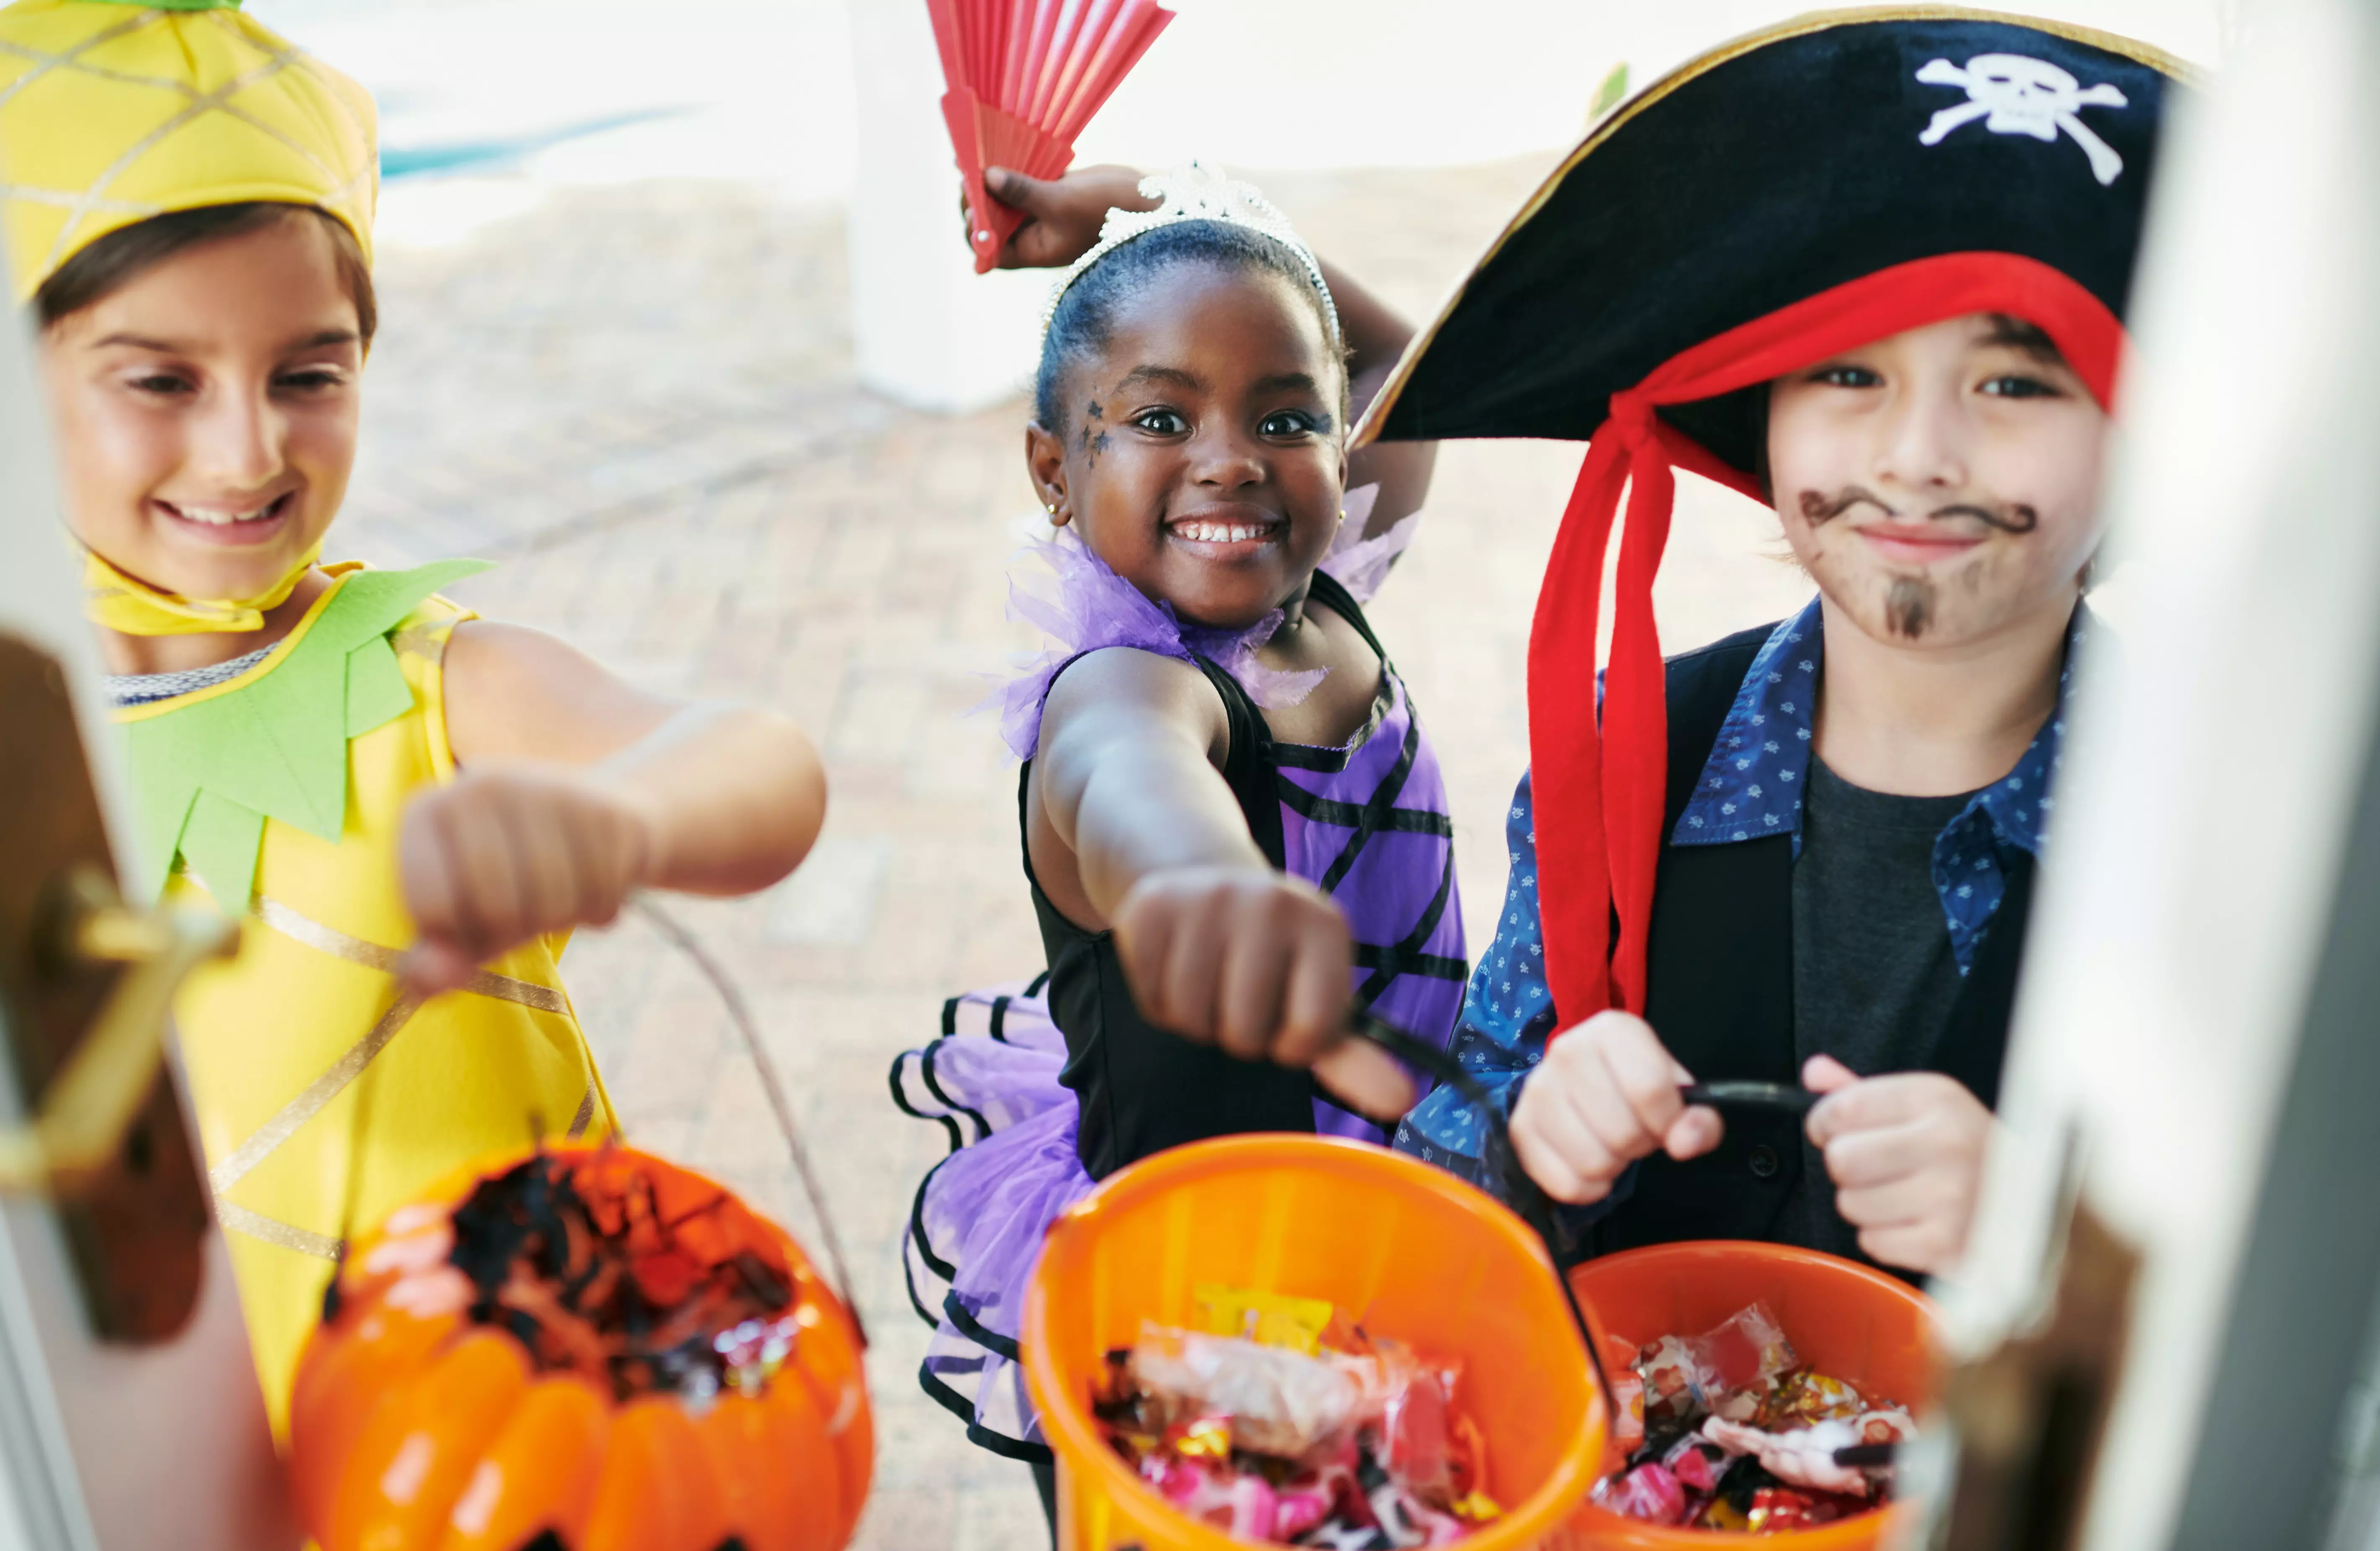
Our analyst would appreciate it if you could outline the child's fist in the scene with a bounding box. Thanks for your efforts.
[970,164,1159,270]
[1509,1012,1722,1205]
[1804,1055,1993,1276]
[1110,864,1354,1066]
[396,767,656,996]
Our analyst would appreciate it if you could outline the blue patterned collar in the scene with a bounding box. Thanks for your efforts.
[1673,596,2081,970]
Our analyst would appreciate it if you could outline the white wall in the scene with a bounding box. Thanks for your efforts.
[259,0,2229,403]
[849,0,2229,409]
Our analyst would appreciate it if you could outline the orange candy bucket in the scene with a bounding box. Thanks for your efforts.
[1022,1133,1607,1551]
[1563,1242,1938,1549]
[288,1145,872,1551]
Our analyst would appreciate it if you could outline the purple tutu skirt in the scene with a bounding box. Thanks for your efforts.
[891,976,1091,1460]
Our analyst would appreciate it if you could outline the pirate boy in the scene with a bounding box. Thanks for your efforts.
[1369,10,2192,1276]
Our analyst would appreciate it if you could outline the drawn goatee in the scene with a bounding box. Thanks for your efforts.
[1886,576,1936,639]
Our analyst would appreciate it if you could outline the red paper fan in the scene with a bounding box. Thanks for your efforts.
[927,0,1176,273]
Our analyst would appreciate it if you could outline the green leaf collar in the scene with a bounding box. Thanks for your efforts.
[117,560,493,907]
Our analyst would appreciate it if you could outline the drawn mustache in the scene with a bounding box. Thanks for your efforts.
[1796,485,2040,534]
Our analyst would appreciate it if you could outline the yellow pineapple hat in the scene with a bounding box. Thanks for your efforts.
[0,0,376,305]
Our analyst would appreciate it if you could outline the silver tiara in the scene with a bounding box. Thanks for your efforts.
[1041,162,1341,346]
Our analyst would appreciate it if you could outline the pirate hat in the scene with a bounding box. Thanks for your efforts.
[1354,8,2192,1029]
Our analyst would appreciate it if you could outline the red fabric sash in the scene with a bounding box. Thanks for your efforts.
[1529,253,2125,1031]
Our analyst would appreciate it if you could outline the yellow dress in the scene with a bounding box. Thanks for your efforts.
[114,561,616,1434]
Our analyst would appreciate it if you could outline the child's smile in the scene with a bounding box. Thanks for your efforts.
[1164,500,1287,560]
[152,486,303,547]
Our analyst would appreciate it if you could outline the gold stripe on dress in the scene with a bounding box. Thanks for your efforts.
[215,1200,342,1261]
[208,992,420,1195]
[567,1084,598,1140]
[253,896,569,1014]
[208,897,581,1211]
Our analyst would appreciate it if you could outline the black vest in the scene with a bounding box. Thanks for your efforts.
[1579,624,2034,1258]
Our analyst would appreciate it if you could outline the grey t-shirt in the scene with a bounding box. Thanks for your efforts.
[1779,756,1978,1262]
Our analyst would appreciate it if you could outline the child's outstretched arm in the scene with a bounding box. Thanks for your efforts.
[980,165,1436,545]
[1035,648,1413,1119]
[398,621,827,994]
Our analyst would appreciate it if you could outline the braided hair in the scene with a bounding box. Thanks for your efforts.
[1033,219,1346,433]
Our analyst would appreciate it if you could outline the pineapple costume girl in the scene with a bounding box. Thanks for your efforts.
[0,0,616,1430]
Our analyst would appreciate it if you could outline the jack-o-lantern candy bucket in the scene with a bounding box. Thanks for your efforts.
[288,1144,872,1551]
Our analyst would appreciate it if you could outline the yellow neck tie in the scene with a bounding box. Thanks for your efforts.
[82,544,322,637]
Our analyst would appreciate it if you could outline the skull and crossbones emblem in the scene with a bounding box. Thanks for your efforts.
[1915,53,2130,186]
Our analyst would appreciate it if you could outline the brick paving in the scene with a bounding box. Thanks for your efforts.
[338,160,1813,1548]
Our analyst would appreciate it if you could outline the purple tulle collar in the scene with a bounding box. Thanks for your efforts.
[993,484,1419,761]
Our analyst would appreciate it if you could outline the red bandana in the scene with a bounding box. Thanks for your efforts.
[1529,251,2125,1032]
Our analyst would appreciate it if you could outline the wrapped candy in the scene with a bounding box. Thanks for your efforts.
[1661,1434,1726,1494]
[1593,1462,1689,1525]
[1698,1497,1755,1532]
[1638,1334,1698,1421]
[1854,1405,1918,1447]
[1686,1301,1797,1414]
[1747,1487,1848,1531]
[1094,1299,1502,1546]
[1601,1339,1648,1459]
[1591,1302,1915,1535]
[1761,1367,1863,1428]
[1702,1417,1868,1496]
[1117,1328,1364,1456]
[1199,1283,1337,1355]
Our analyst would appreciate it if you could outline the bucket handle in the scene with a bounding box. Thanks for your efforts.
[634,896,868,1346]
[1347,1015,1617,1423]
[320,896,868,1347]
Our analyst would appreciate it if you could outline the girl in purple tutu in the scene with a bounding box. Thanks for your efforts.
[889,162,1462,1514]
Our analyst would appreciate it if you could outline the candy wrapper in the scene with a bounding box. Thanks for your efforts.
[1594,1302,1913,1535]
[1685,1301,1797,1417]
[1639,1334,1698,1421]
[1748,1487,1850,1532]
[1199,1283,1336,1355]
[1854,1406,1918,1447]
[1703,1417,1868,1496]
[1593,1462,1689,1525]
[1108,1328,1364,1457]
[1095,1288,1503,1547]
[1761,1367,1862,1428]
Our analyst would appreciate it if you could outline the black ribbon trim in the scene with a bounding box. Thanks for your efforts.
[887,1049,968,1154]
[905,1153,960,1288]
[944,1287,1025,1363]
[1275,779,1454,839]
[916,1362,1059,1464]
[1352,846,1467,1015]
[1351,946,1468,983]
[1314,705,1423,896]
[919,1042,992,1147]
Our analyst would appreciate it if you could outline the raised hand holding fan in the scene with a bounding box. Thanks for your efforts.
[927,0,1176,272]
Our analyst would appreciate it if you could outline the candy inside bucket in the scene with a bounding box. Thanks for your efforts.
[1024,1135,1606,1551]
[1565,1242,1937,1549]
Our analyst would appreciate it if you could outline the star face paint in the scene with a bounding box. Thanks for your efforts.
[1768,312,2106,650]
